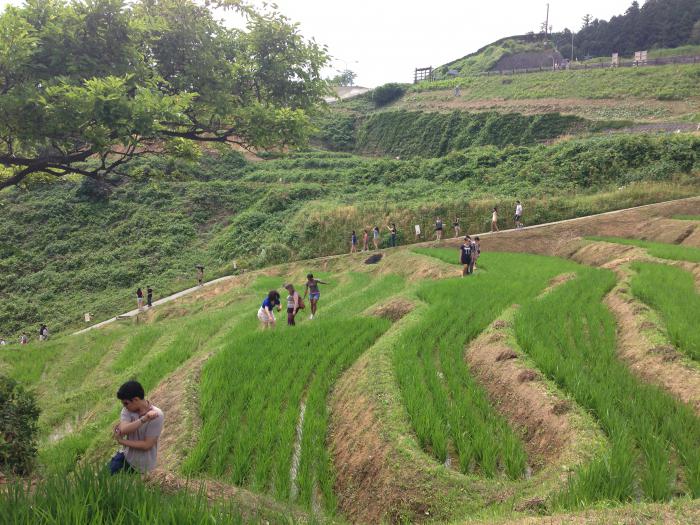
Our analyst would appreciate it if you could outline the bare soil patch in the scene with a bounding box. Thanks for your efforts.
[148,353,209,469]
[604,275,700,414]
[367,297,415,322]
[330,357,429,524]
[466,315,580,471]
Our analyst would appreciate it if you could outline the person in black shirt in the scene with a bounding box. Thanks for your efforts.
[147,287,153,308]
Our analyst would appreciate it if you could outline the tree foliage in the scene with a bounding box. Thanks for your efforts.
[0,0,330,189]
[554,0,700,58]
[329,69,357,86]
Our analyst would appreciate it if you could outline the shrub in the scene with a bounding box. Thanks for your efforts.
[0,375,40,475]
[372,83,406,107]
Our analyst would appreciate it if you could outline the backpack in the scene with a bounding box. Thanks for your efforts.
[297,294,305,310]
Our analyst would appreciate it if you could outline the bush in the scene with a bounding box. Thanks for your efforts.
[0,375,40,475]
[372,83,406,107]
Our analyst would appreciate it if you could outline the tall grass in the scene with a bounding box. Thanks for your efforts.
[586,236,700,263]
[630,262,700,361]
[396,249,582,478]
[515,268,700,506]
[0,468,253,524]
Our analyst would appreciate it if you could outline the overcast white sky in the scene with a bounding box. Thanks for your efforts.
[1,0,636,87]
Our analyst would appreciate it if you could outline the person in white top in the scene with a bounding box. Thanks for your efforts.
[491,207,499,232]
[514,201,523,229]
[111,380,164,474]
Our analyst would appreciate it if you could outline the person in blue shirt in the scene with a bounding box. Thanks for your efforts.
[350,230,358,253]
[257,290,281,329]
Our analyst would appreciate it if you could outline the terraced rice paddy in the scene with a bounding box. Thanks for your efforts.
[3,230,700,523]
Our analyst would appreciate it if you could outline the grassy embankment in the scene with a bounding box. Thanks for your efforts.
[2,132,699,338]
[408,63,700,101]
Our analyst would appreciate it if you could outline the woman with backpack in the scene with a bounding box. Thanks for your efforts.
[284,284,304,326]
[257,290,281,329]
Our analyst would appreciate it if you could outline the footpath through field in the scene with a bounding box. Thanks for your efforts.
[73,195,700,336]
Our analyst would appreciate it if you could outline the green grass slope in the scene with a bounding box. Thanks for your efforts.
[1,133,699,338]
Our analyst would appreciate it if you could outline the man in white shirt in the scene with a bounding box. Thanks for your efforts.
[111,381,164,474]
[515,201,524,229]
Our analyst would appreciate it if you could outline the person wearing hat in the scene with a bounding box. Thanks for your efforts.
[284,283,302,326]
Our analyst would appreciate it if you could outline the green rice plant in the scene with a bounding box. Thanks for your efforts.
[396,249,583,478]
[673,215,700,221]
[585,236,700,263]
[515,267,700,505]
[0,467,257,524]
[135,308,232,392]
[184,289,391,513]
[111,324,166,372]
[630,262,700,361]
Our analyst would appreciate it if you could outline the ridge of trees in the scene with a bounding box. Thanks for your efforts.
[0,0,330,189]
[553,0,700,59]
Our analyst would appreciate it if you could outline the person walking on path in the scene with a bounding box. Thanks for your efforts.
[435,217,444,241]
[491,207,499,232]
[136,288,144,310]
[257,290,281,329]
[372,226,380,250]
[304,274,327,320]
[473,236,481,270]
[0,338,6,346]
[387,223,397,247]
[19,333,28,345]
[362,229,369,251]
[110,380,164,475]
[147,286,153,308]
[350,230,358,253]
[453,217,461,238]
[196,265,205,286]
[284,284,302,326]
[469,236,478,274]
[460,236,473,277]
[39,324,48,341]
[514,201,523,229]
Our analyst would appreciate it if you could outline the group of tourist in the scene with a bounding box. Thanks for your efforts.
[0,324,49,347]
[460,235,482,276]
[257,273,327,328]
[348,202,524,253]
[135,286,154,310]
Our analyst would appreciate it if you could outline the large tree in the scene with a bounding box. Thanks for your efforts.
[0,0,330,189]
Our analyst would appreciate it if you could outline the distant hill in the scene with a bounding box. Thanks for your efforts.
[436,0,700,78]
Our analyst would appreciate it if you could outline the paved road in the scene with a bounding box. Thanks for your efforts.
[73,195,699,336]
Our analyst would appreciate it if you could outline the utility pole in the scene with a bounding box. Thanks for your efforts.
[545,3,550,37]
[571,31,574,61]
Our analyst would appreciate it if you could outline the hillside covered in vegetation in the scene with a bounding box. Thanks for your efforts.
[2,133,699,337]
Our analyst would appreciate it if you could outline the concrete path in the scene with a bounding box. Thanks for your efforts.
[73,195,699,336]
[72,275,237,335]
